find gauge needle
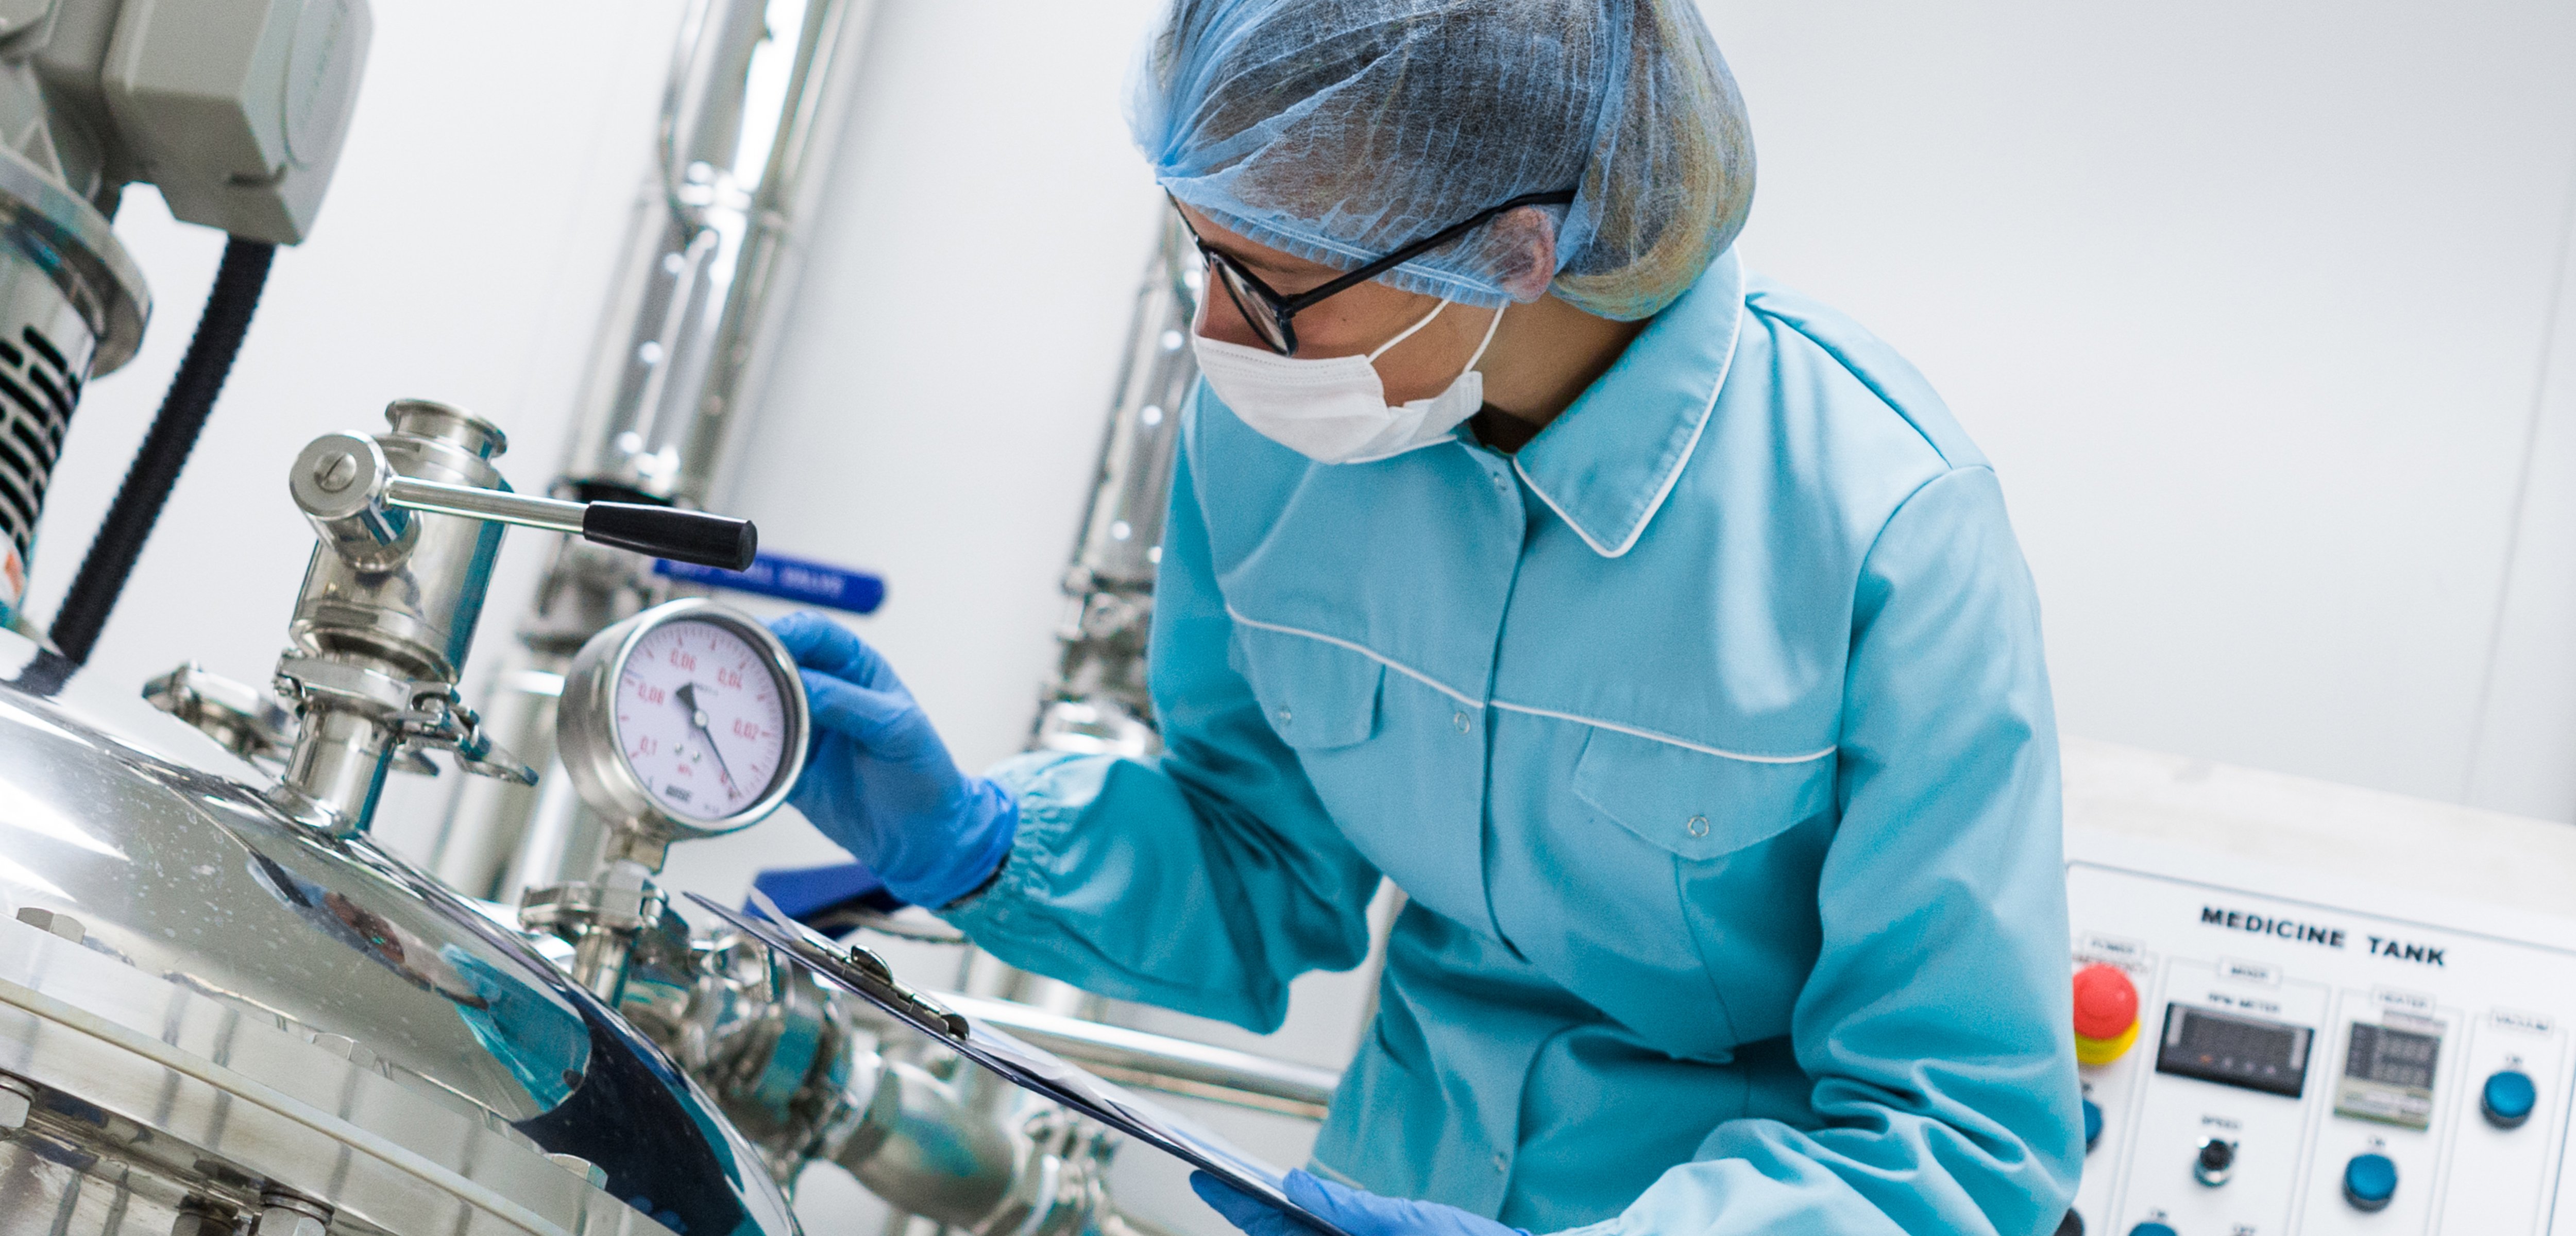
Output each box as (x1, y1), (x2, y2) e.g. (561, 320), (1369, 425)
(673, 681), (739, 791)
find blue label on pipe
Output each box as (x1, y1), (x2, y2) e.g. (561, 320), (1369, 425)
(655, 552), (886, 614)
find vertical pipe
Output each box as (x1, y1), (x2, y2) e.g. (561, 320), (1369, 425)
(431, 0), (876, 899)
(1031, 221), (1201, 758)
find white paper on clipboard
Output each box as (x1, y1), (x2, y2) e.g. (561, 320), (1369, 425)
(684, 892), (1351, 1236)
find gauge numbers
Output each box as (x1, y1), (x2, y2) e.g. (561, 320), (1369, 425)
(612, 617), (789, 820)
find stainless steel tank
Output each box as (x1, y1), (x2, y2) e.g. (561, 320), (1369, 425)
(0, 630), (797, 1235)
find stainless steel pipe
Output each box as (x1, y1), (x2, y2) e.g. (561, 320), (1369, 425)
(913, 992), (1341, 1120)
(432, 0), (877, 904)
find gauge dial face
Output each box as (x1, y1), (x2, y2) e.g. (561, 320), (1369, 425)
(612, 617), (791, 821)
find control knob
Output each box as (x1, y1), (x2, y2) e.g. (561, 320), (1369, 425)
(2193, 1137), (2234, 1187)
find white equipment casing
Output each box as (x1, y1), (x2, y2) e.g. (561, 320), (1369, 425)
(2064, 738), (2576, 1235)
(99, 0), (372, 244)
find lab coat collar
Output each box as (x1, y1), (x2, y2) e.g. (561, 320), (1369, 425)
(1509, 249), (1744, 558)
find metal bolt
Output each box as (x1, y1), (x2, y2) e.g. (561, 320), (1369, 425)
(549, 1152), (607, 1188)
(0, 1073), (34, 1130)
(1686, 815), (1709, 838)
(311, 450), (359, 494)
(14, 906), (82, 943)
(254, 1192), (331, 1236)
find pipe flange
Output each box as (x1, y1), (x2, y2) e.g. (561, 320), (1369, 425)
(274, 655), (418, 717)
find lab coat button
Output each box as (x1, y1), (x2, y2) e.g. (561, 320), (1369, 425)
(1685, 814), (1709, 838)
(1452, 711), (1470, 733)
(1491, 1152), (1508, 1172)
(1276, 707), (1292, 725)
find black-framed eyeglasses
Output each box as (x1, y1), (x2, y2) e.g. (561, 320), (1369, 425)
(1174, 187), (1578, 356)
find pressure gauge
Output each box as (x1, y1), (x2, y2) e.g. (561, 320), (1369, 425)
(558, 598), (809, 840)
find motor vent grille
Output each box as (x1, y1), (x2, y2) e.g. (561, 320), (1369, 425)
(0, 323), (79, 568)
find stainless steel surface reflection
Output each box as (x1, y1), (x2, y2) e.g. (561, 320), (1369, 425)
(0, 630), (797, 1235)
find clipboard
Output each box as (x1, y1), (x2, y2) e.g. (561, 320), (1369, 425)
(683, 891), (1351, 1236)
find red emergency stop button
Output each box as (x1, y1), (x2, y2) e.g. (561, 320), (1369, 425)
(2073, 964), (2139, 1066)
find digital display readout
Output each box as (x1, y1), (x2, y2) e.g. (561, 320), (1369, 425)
(2154, 1004), (2314, 1097)
(2335, 1021), (2442, 1129)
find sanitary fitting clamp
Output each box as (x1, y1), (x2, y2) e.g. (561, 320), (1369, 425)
(520, 859), (693, 1004)
(266, 400), (759, 836)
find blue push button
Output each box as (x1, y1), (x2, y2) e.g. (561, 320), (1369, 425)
(2343, 1153), (2398, 1212)
(2484, 1069), (2538, 1129)
(2082, 1098), (2103, 1153)
(2126, 1224), (2176, 1236)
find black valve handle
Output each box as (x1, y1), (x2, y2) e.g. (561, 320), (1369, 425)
(582, 502), (757, 571)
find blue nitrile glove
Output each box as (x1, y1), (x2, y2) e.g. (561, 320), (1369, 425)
(768, 612), (1016, 909)
(1192, 1171), (1528, 1236)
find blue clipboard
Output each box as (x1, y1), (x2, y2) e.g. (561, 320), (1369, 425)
(684, 892), (1351, 1236)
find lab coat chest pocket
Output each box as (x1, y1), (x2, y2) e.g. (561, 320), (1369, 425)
(1230, 626), (1384, 750)
(1570, 726), (1835, 861)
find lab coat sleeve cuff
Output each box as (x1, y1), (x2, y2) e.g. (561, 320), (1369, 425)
(934, 750), (1091, 932)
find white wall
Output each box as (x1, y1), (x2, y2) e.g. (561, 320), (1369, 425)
(1700, 2), (2576, 816)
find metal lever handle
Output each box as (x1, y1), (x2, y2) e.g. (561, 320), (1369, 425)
(385, 478), (757, 570)
(291, 433), (758, 571)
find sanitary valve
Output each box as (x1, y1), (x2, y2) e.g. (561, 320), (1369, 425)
(259, 400), (761, 836)
(291, 432), (755, 572)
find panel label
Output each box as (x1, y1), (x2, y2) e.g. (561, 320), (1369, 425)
(2219, 957), (2281, 986)
(2365, 934), (2448, 966)
(2200, 904), (2347, 950)
(2490, 1008), (2555, 1036)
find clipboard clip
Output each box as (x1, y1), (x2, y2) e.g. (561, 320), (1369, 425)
(859, 950), (972, 1040)
(743, 886), (971, 1040)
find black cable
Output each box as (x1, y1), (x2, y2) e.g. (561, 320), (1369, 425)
(48, 237), (276, 665)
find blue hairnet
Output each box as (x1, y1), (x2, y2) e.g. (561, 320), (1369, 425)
(1129, 0), (1755, 321)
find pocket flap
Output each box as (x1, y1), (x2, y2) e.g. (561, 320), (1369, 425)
(1570, 726), (1835, 860)
(1230, 624), (1385, 750)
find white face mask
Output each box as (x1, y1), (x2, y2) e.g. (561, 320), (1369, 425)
(1191, 298), (1505, 465)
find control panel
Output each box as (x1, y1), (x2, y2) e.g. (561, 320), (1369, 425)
(2063, 861), (2576, 1235)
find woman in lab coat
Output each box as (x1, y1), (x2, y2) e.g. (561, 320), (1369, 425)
(770, 1), (2083, 1233)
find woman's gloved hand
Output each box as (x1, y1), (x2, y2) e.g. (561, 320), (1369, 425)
(768, 612), (1016, 909)
(1192, 1171), (1528, 1236)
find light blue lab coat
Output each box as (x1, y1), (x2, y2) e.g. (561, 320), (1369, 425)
(944, 251), (2083, 1236)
